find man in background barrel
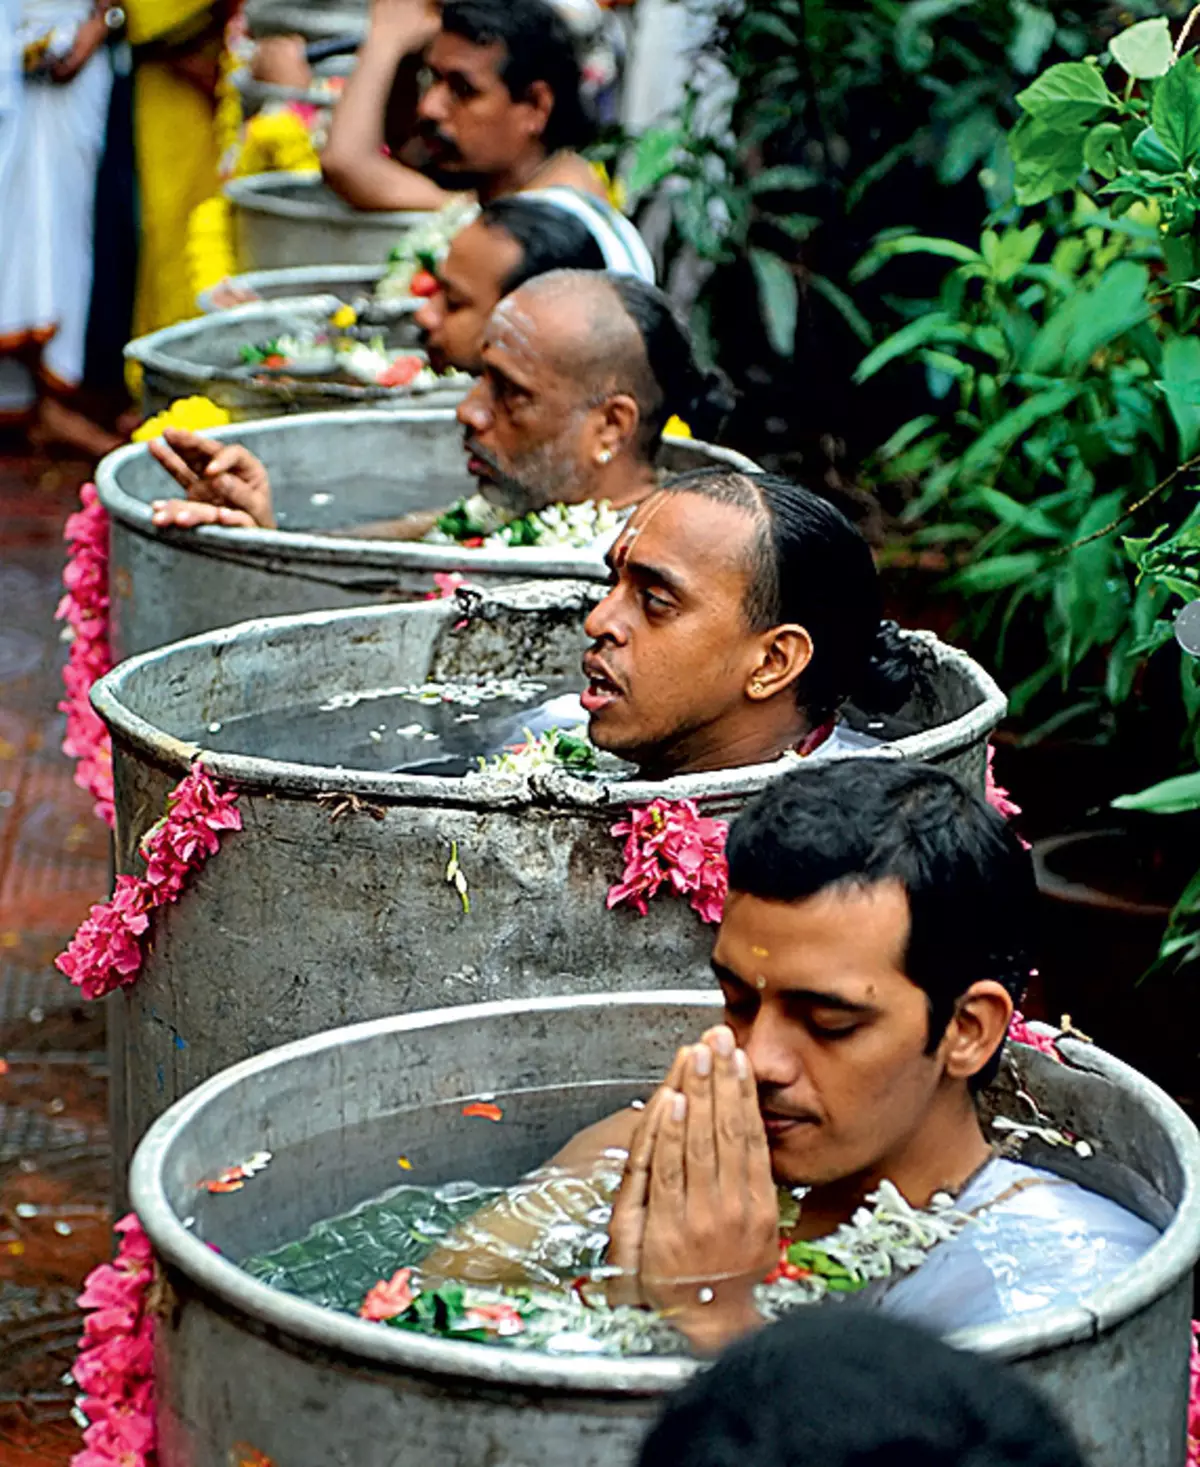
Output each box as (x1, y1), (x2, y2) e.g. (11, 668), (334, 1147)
(321, 0), (607, 213)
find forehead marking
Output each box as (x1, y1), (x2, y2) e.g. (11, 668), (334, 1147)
(612, 491), (668, 566)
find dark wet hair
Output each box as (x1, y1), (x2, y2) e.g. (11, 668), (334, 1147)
(440, 0), (593, 152)
(638, 1308), (1085, 1467)
(602, 275), (734, 450)
(661, 467), (910, 727)
(726, 761), (1039, 1089)
(481, 196), (606, 293)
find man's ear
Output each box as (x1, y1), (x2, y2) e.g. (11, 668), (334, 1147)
(745, 624), (813, 702)
(586, 394), (640, 463)
(521, 79), (554, 140)
(941, 981), (1013, 1082)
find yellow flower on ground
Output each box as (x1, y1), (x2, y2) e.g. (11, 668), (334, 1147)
(664, 415), (693, 439)
(330, 304), (357, 329)
(132, 397), (232, 442)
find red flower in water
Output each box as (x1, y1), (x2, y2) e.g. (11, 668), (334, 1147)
(462, 1101), (503, 1122)
(463, 1301), (524, 1336)
(425, 572), (466, 601)
(360, 1267), (416, 1321)
(607, 799), (729, 924)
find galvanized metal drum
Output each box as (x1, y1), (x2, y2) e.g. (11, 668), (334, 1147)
(129, 991), (1200, 1467)
(95, 409), (758, 660)
(197, 264), (385, 314)
(124, 297), (459, 420)
(94, 581), (1005, 1180)
(244, 0), (363, 40)
(226, 171), (431, 269)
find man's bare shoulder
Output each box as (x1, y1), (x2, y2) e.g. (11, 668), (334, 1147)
(550, 1105), (641, 1171)
(531, 153), (609, 200)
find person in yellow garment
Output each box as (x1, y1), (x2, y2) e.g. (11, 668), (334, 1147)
(125, 0), (225, 335)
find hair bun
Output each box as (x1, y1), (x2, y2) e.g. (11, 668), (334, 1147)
(860, 619), (913, 715)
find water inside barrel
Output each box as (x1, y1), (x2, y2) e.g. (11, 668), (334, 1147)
(192, 675), (589, 775)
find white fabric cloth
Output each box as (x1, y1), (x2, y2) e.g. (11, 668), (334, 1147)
(874, 1157), (1159, 1333)
(0, 0), (111, 389)
(520, 185), (657, 284)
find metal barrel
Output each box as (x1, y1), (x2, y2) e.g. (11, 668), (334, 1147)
(225, 171), (432, 269)
(122, 296), (456, 420)
(94, 410), (759, 660)
(93, 581), (1006, 1182)
(128, 991), (1200, 1467)
(196, 264), (386, 313)
(244, 0), (364, 41)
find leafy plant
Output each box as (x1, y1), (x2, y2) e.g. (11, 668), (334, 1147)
(620, 0), (1185, 460)
(857, 15), (1200, 738)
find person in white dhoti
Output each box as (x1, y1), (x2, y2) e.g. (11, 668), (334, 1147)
(0, 0), (120, 452)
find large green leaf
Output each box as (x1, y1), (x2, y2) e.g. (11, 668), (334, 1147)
(947, 552), (1047, 592)
(1160, 334), (1200, 458)
(749, 249), (798, 358)
(957, 383), (1082, 479)
(1008, 0), (1057, 76)
(807, 273), (873, 346)
(1022, 261), (1151, 375)
(851, 235), (981, 285)
(1014, 62), (1113, 117)
(1010, 113), (1089, 205)
(1110, 18), (1174, 80)
(1113, 770), (1200, 814)
(1153, 56), (1200, 167)
(852, 313), (971, 383)
(893, 0), (977, 71)
(974, 487), (1064, 540)
(748, 165), (821, 195)
(628, 128), (682, 196)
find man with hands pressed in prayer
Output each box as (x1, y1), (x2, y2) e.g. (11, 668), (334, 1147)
(421, 759), (1157, 1351)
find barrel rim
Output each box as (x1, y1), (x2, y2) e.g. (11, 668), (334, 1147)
(225, 170), (436, 230)
(93, 414), (754, 578)
(90, 594), (1006, 809)
(127, 993), (1200, 1394)
(197, 264), (388, 314)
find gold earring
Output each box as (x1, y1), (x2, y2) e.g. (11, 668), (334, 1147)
(751, 679), (766, 694)
(597, 449), (613, 465)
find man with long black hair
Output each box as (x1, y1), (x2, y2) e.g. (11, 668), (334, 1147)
(321, 0), (605, 212)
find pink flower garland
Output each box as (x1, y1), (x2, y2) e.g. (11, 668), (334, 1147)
(56, 763), (242, 1000)
(1006, 1009), (1061, 1061)
(71, 1213), (156, 1467)
(1188, 1322), (1200, 1467)
(607, 798), (729, 924)
(57, 484), (115, 827)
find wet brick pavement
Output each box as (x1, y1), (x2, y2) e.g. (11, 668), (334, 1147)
(0, 444), (112, 1466)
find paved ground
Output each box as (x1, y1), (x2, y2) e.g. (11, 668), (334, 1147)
(0, 442), (112, 1466)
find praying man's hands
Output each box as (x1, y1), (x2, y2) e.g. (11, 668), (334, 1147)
(149, 429), (276, 530)
(607, 1026), (779, 1355)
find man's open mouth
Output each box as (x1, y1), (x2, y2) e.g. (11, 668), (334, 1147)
(581, 655), (623, 713)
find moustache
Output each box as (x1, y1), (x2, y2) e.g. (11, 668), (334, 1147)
(419, 122), (461, 161)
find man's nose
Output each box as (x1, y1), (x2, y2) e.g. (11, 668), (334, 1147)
(414, 294), (443, 336)
(457, 379), (491, 433)
(741, 1011), (802, 1091)
(583, 584), (627, 644)
(417, 80), (449, 124)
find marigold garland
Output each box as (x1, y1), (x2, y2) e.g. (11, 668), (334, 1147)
(607, 798), (729, 924)
(57, 485), (115, 827)
(71, 1213), (156, 1467)
(56, 763), (242, 1000)
(185, 196), (238, 302)
(234, 112), (320, 179)
(131, 396), (232, 443)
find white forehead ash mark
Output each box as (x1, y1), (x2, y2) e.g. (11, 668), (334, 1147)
(487, 297), (538, 355)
